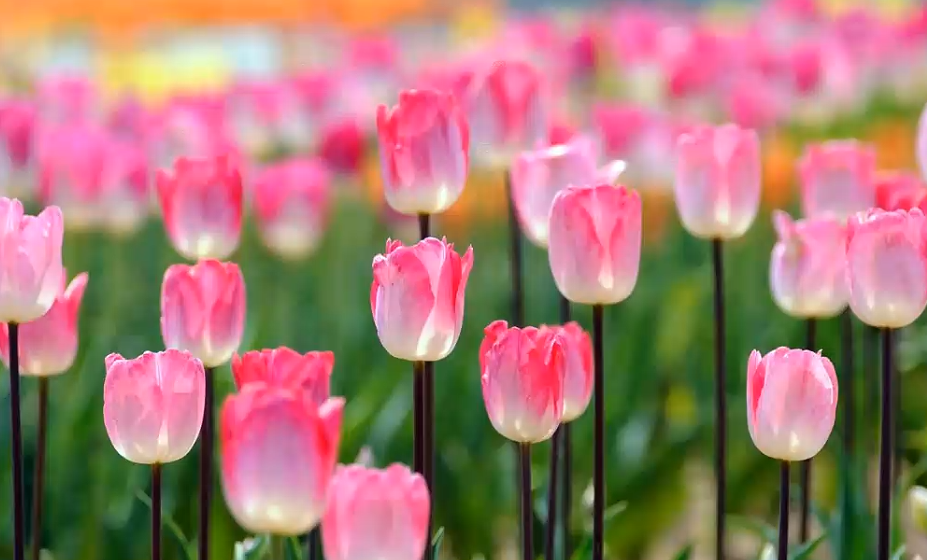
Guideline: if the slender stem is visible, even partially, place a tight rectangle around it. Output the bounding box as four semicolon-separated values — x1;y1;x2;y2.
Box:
520;443;533;560
840;309;854;560
199;367;215;560
307;527;319;560
562;423;572;560
864;325;879;454
418;213;430;240
799;318;816;543
9;322;24;560
545;427;561;560
893;330;901;489
711;239;727;560
271;535;284;560
152;464;162;560
779;461;790;560
505;169;524;327
559;294;571;324
413;361;425;478
417;212;435;560
877;327;894;560
592;304;604;560
30;378;49;560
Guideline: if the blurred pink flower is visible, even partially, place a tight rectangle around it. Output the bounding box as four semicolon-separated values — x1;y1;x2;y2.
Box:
798;140;876;220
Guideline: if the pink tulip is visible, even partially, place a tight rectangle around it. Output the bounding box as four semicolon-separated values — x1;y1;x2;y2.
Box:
876;172;927;212
0;272;87;376
220;386;344;535
232;348;333;405
161;260;245;368
322;464;431;560
371;238;473;362
846;208;927;328
798;140;876;220
0;198;64;323
547;184;641;305
253;158;331;259
318;117;365;177
36;76;98;125
480;320;565;443
746;347;838;461
103;349;206;464
376;89;470;215
592;103;677;187
770;211;848;319
99;139;150;235
227;79;307;155
674;123;761;240
918;103;927;182
0;99;36;199
538;322;592;422
157;155;243;261
511;136;625;248
465;60;548;168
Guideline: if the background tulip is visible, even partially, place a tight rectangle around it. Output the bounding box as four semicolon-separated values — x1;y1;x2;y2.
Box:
538;322;593;422
232;347;333;404
746;347;838;461
103;350;206;464
798;140;876;220
0;99;36;199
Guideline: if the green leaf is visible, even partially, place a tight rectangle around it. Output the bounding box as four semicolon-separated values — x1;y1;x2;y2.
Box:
286;537;302;560
432;527;446;558
671;544;694;560
134;489;194;560
233;536;268;560
728;514;778;546
789;533;828;560
891;545;907;560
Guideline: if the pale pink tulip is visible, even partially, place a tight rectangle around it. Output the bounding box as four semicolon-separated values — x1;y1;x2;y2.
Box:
0;99;36;199
548;184;642;305
161;260;246;368
103;350;206;464
322;464;430;560
798;140;876;220
747;347;838;461
232;348;333;405
480;320;565;443
371;238;473;362
538;322;592;422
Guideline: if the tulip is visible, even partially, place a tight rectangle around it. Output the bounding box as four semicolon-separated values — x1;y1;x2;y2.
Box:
592;103;676;187
798;140;876;220
875;171;926;212
769;211;848;319
0;99;36;199
161;260;246;368
253;158;331;260
538;322;593;422
220;386;344;535
232;347;333;404
318;117;365;177
480;320;565;443
322;464;431;560
673;123;761;240
370;237;473;362
511;136;625;248
746;347;838;461
846;208;927;328
376;89;470;215
103;349;206;464
156;155;243;261
547;184;642;305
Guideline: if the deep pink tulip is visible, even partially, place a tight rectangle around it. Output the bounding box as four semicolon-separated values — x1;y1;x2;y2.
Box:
798;140;876;220
371;237;473;362
376;89;470;215
161;260;245;368
0;198;64;323
220;386;343;535
875;171;927;212
747;347;838;461
511;136;625;248
232;348;333;405
253;158;331;259
322;464;431;560
0;272;87;376
103;349;206;464
480;320;565;443
538;322;592;422
846;208;927;328
156;155;243;261
548;184;641;305
674;123;761;240
770;211;848;319
0;99;36;199
318;117;365;177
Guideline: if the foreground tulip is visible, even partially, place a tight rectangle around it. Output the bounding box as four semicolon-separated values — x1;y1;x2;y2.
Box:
769;211;848;319
232;348;333;404
674;123;761;240
798;140;876;220
370;238;473;362
538;322;593;422
376;89;469;215
156;155;243;261
220;387;344;535
322;464;430;560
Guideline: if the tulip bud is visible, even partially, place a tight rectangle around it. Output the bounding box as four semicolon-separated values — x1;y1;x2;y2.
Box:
798;140;876;220
538;322;593;422
232;347;333;405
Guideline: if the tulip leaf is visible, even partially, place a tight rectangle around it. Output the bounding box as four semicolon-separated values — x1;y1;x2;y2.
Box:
432;526;446;558
233;535;267;560
727;514;778;547
671;544;693;560
287;537;302;560
788;533;827;560
891;545;907;560
134;489;194;560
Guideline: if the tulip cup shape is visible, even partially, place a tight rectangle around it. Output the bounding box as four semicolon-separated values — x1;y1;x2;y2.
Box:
480;320;566;443
538;322;593;422
746;348;838;461
846;208;927;328
232;347;333;404
376;89;470;215
769;211;848;319
798;140;876;220
0;272;88;376
371;237;474;362
673;123;761;240
156;155;243;261
322;464;431;560
103;350;206;464
547;184;642;305
511;136;626;248
220;387;344;535
161;260;246;368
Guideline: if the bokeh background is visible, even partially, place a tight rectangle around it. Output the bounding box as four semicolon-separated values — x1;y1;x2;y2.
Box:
2;0;927;559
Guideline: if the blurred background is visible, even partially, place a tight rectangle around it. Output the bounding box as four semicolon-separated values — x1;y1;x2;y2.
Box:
2;0;927;559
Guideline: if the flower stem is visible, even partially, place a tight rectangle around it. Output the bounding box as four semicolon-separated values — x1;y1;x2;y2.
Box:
270;535;284;560
417;212;435;560
307;528;319;560
152;463;162;560
545;427;560;560
840;309;854;560
9;322;23;560
877;327;894;560
562;423;572;560
413;360;425;478
199;367;215;560
30;377;49;560
592;304;604;560
711;239;727;560
799;318;817;543
520;443;533;560
779;461;790;560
